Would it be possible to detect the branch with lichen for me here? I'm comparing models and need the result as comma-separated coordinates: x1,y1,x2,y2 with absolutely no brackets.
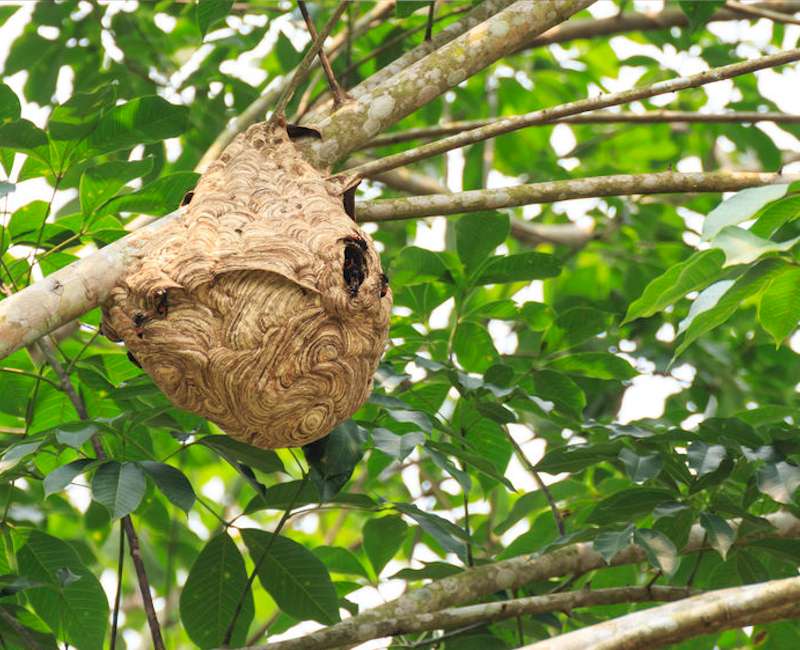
357,171,799,221
524,1,800,48
252,586,697,650
519,577,800,650
343,48,800,179
244,512,800,650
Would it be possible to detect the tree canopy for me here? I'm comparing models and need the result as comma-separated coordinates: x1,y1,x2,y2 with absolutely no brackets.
2,1,800,649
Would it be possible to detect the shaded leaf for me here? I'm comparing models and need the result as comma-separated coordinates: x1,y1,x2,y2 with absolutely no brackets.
139,461,196,513
91,461,146,519
703,184,789,239
700,512,735,560
633,528,678,575
363,514,408,576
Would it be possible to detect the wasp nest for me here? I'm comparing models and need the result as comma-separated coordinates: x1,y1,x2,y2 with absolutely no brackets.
102,122,391,449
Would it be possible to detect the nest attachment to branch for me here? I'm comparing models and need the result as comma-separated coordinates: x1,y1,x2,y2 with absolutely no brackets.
102,123,391,449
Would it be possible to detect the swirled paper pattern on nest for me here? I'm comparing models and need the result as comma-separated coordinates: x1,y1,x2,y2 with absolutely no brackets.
101,122,392,449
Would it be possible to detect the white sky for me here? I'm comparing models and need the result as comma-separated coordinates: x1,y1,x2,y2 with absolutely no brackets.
2,2,800,648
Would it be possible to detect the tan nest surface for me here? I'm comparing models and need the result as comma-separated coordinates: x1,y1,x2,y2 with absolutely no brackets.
102,122,391,449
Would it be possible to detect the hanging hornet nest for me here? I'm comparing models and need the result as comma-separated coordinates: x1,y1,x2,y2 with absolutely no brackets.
101,122,391,449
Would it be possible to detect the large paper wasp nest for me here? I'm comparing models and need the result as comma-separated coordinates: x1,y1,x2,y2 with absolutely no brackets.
102,122,391,449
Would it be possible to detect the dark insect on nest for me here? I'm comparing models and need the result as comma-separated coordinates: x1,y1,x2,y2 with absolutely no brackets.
101,122,392,449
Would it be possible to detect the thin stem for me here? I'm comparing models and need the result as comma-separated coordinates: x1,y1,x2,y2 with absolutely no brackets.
0,366,60,389
361,111,800,149
222,473,310,646
298,1,348,108
269,1,348,123
506,430,565,537
343,48,800,179
425,0,435,40
726,0,800,25
110,525,125,650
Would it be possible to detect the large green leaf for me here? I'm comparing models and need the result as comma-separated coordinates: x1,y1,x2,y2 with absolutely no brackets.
757,461,800,505
712,225,800,267
587,488,674,524
391,246,450,286
473,252,561,285
700,512,735,560
0,82,21,123
87,96,189,156
0,119,49,165
179,532,253,648
43,459,97,498
139,461,196,513
79,158,154,216
618,448,663,484
17,531,108,650
97,172,199,218
363,514,408,577
456,211,509,273
304,420,367,500
199,435,285,474
757,266,800,345
453,321,497,372
548,352,637,380
624,249,725,323
703,184,789,239
241,528,340,625
90,461,146,519
633,528,678,575
196,0,234,37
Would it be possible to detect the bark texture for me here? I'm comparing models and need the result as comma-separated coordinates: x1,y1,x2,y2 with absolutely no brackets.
101,123,391,448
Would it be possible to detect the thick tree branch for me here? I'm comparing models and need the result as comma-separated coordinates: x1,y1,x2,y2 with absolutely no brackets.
298,0,595,167
344,48,800,178
519,577,800,650
524,1,800,47
361,111,800,149
244,512,800,650
357,171,799,221
251,586,696,650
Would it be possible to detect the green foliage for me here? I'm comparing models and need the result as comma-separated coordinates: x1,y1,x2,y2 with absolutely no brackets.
1,2,800,649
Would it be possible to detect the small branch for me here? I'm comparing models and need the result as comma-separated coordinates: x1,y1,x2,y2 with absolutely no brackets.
524,1,800,48
247,511,800,650
297,1,348,108
357,171,799,221
110,525,125,650
726,0,800,25
344,48,800,178
425,1,436,40
361,111,800,149
518,577,800,650
35,336,166,650
506,431,564,537
269,1,348,123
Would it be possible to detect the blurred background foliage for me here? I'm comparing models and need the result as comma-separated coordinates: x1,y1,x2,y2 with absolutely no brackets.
1,1,800,648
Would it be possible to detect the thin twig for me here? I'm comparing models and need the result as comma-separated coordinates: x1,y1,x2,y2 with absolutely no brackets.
726,0,800,25
222,473,311,646
343,48,800,179
269,1,348,124
506,430,565,537
360,110,800,149
298,1,348,108
110,525,125,650
425,0,436,40
0,366,60,389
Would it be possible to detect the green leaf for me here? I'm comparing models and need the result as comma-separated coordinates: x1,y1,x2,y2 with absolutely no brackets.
313,546,370,579
531,370,585,418
139,461,196,513
675,259,785,356
687,441,727,477
700,512,735,560
199,435,285,473
751,195,800,238
0,82,21,124
305,420,367,500
758,266,800,344
196,0,233,38
91,461,146,519
87,96,189,156
241,528,340,625
363,514,408,576
245,479,321,514
456,211,509,273
391,246,449,286
535,442,622,474
618,448,663,484
712,225,800,267
594,524,634,563
453,321,497,372
544,307,613,351
624,249,725,323
0,119,49,165
53,421,104,449
17,531,108,650
633,528,678,575
757,461,800,504
473,252,561,285
703,184,789,239
43,459,96,498
48,85,117,141
179,532,253,648
80,158,154,216
372,428,424,461
8,200,47,240
548,352,637,380
97,171,199,218
394,503,469,560
396,0,431,17
587,488,674,524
